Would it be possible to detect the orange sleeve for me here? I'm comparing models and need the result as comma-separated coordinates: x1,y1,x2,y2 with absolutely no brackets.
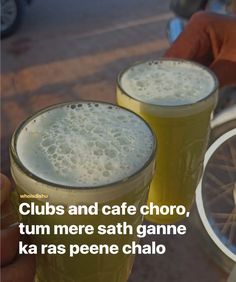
164,12,236,88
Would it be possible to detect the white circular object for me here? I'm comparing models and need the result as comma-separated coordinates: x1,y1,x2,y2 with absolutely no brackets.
196,128,236,263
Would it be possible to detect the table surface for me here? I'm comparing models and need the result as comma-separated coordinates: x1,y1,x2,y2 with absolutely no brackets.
1,0,228,281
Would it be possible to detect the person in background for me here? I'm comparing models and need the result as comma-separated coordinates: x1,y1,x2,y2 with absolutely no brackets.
164,9,236,112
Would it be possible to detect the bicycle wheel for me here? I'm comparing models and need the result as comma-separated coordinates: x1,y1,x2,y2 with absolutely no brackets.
195,128,236,273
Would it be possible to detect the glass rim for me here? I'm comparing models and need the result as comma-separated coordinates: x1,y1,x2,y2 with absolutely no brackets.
10,100,157,191
117,58,219,108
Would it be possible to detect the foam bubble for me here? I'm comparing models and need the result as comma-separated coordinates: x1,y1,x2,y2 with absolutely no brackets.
16,103,154,187
120,60,216,106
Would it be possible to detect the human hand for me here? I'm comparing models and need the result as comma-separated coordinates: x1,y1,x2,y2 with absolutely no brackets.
1,173,36,282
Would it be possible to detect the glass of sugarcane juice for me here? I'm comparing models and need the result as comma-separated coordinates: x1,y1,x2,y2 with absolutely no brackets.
117,59,218,224
10,101,156,282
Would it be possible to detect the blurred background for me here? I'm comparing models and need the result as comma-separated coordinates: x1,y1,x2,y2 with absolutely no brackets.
1,1,229,281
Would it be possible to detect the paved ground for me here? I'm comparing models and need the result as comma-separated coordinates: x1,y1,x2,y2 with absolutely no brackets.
1,0,170,173
1,0,228,281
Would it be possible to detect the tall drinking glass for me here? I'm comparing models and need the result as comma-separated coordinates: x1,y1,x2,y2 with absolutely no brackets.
117,59,218,224
10,101,156,282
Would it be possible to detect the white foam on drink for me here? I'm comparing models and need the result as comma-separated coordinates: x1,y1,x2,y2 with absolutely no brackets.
16,103,154,187
120,60,216,106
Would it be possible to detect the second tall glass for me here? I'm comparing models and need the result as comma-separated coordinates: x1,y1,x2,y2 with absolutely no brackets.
117,59,218,224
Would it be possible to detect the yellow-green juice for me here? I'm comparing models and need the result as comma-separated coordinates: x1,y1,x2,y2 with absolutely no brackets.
10,102,156,282
117,59,218,223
